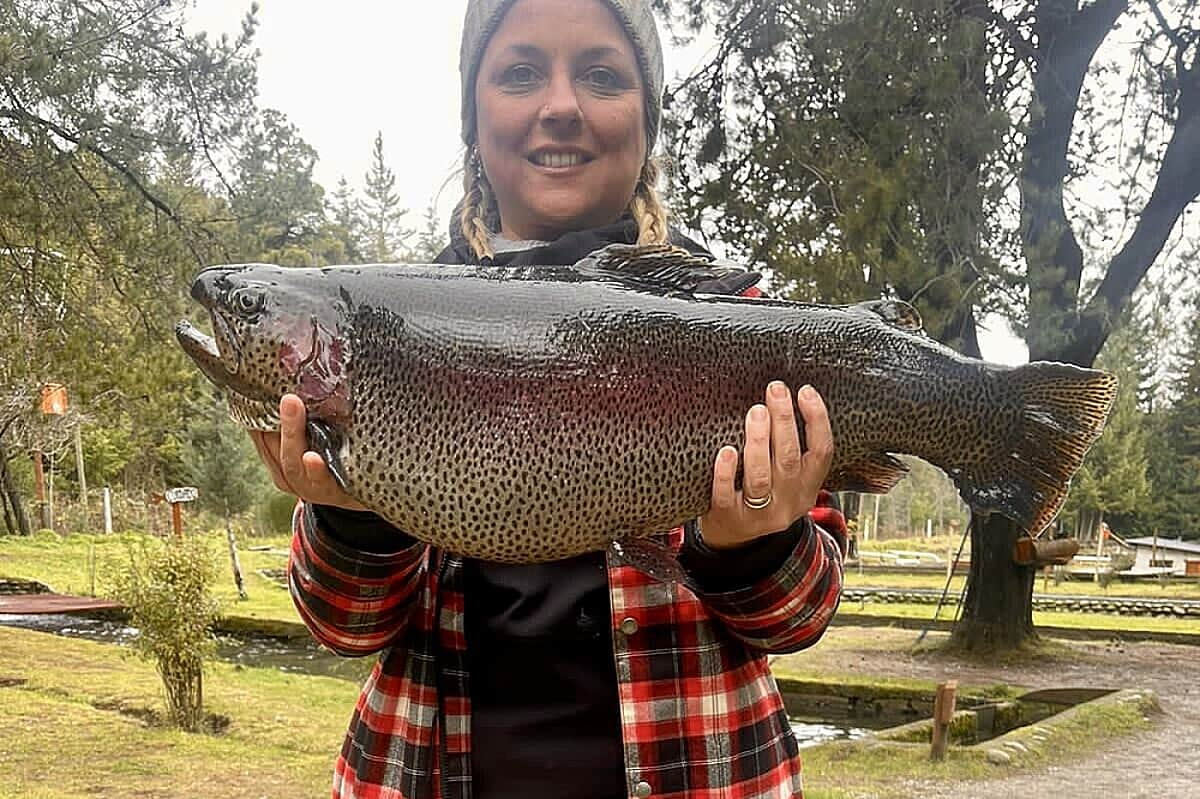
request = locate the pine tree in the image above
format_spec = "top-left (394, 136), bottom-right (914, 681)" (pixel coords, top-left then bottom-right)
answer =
top-left (1063, 316), bottom-right (1151, 539)
top-left (361, 132), bottom-right (411, 262)
top-left (404, 202), bottom-right (449, 263)
top-left (331, 177), bottom-right (365, 263)
top-left (1157, 301), bottom-right (1200, 539)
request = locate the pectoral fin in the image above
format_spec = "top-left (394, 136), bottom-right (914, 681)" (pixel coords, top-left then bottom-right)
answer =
top-left (306, 420), bottom-right (349, 492)
top-left (829, 453), bottom-right (909, 494)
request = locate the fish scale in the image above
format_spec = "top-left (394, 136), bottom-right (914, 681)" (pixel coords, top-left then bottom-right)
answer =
top-left (176, 244), bottom-right (1117, 564)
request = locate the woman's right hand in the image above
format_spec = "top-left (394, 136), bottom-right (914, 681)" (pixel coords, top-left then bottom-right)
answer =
top-left (249, 394), bottom-right (368, 511)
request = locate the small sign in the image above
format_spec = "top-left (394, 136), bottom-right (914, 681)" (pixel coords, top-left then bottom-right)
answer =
top-left (40, 384), bottom-right (68, 415)
top-left (165, 487), bottom-right (198, 504)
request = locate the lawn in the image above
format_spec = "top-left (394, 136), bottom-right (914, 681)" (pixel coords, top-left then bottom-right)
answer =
top-left (0, 622), bottom-right (1157, 799)
top-left (1, 531), bottom-right (1179, 799)
top-left (836, 598), bottom-right (1200, 636)
top-left (0, 529), bottom-right (300, 625)
top-left (844, 568), bottom-right (1200, 600)
top-left (0, 625), bottom-right (357, 798)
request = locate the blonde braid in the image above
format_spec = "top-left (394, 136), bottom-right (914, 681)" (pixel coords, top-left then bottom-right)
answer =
top-left (629, 158), bottom-right (669, 245)
top-left (459, 147), bottom-right (496, 260)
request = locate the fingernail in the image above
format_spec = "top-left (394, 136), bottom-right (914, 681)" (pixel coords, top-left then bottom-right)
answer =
top-left (800, 385), bottom-right (817, 401)
top-left (751, 405), bottom-right (768, 421)
top-left (769, 381), bottom-right (788, 399)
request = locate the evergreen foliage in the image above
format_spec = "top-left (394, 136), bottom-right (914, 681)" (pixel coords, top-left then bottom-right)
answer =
top-left (361, 131), bottom-right (412, 262)
top-left (1152, 300), bottom-right (1200, 537)
top-left (180, 394), bottom-right (270, 518)
top-left (1062, 316), bottom-right (1151, 537)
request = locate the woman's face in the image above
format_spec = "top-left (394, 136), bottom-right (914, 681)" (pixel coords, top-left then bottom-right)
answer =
top-left (474, 0), bottom-right (648, 242)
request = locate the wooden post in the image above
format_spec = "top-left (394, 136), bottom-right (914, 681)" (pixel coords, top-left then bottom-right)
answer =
top-left (872, 494), bottom-right (880, 542)
top-left (164, 487), bottom-right (197, 540)
top-left (930, 680), bottom-right (958, 761)
top-left (102, 487), bottom-right (113, 534)
top-left (226, 515), bottom-right (248, 600)
top-left (74, 425), bottom-right (87, 507)
top-left (31, 450), bottom-right (52, 530)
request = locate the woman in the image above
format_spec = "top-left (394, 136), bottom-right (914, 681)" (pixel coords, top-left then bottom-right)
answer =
top-left (254, 1), bottom-right (846, 797)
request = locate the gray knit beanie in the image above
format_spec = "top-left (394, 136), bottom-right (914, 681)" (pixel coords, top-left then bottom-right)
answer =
top-left (460, 0), bottom-right (665, 151)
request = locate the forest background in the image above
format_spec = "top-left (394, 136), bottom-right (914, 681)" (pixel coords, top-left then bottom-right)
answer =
top-left (1, 0), bottom-right (1197, 553)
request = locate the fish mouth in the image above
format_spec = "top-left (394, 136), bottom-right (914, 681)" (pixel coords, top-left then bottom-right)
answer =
top-left (175, 319), bottom-right (279, 430)
top-left (175, 319), bottom-right (226, 380)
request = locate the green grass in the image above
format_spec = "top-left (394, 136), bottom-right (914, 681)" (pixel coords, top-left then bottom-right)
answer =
top-left (0, 616), bottom-right (1162, 798)
top-left (0, 529), bottom-right (301, 625)
top-left (835, 599), bottom-right (1200, 635)
top-left (844, 568), bottom-right (1200, 600)
top-left (0, 625), bottom-right (358, 798)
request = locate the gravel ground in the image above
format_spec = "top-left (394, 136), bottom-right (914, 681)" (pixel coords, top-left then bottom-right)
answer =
top-left (785, 628), bottom-right (1200, 798)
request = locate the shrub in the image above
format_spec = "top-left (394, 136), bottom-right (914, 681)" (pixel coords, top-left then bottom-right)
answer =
top-left (110, 535), bottom-right (221, 731)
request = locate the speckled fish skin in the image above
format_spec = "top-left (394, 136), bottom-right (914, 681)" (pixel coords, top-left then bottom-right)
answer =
top-left (175, 245), bottom-right (1117, 563)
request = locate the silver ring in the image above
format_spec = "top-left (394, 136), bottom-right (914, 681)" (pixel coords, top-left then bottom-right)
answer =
top-left (743, 491), bottom-right (773, 510)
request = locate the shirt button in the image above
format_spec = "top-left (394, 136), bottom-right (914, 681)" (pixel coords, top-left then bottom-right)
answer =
top-left (619, 617), bottom-right (639, 635)
top-left (633, 781), bottom-right (652, 798)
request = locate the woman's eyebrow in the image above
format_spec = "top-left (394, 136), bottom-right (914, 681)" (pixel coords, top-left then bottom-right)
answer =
top-left (577, 45), bottom-right (626, 62)
top-left (497, 43), bottom-right (545, 61)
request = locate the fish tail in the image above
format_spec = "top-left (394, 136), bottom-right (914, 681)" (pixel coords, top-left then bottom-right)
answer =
top-left (954, 362), bottom-right (1118, 535)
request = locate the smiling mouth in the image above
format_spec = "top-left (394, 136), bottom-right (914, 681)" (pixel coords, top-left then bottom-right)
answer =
top-left (529, 152), bottom-right (592, 168)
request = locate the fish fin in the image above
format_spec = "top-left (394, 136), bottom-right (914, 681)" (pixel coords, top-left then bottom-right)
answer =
top-left (574, 243), bottom-right (749, 294)
top-left (854, 299), bottom-right (924, 332)
top-left (949, 362), bottom-right (1118, 535)
top-left (306, 420), bottom-right (350, 492)
top-left (829, 453), bottom-right (909, 493)
top-left (608, 538), bottom-right (694, 588)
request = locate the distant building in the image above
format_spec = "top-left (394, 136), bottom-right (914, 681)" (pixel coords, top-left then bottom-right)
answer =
top-left (1121, 537), bottom-right (1200, 577)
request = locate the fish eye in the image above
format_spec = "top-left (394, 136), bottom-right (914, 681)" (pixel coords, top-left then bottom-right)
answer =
top-left (230, 288), bottom-right (265, 317)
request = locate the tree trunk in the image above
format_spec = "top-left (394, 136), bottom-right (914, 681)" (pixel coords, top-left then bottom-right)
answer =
top-left (0, 440), bottom-right (32, 536)
top-left (952, 513), bottom-right (1036, 651)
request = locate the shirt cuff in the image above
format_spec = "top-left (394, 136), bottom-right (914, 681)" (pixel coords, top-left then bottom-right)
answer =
top-left (679, 517), bottom-right (807, 593)
top-left (310, 503), bottom-right (418, 555)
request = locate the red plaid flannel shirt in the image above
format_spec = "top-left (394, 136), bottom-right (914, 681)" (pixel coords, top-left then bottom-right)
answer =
top-left (289, 496), bottom-right (845, 799)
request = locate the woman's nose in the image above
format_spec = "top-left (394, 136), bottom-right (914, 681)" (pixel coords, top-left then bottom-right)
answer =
top-left (538, 72), bottom-right (582, 130)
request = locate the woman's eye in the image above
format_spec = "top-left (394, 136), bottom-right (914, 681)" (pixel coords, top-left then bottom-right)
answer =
top-left (502, 64), bottom-right (541, 87)
top-left (582, 67), bottom-right (621, 91)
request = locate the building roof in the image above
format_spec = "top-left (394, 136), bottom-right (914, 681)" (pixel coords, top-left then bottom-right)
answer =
top-left (1125, 537), bottom-right (1200, 555)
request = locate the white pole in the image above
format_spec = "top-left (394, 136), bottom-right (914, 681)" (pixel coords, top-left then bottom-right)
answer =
top-left (926, 518), bottom-right (933, 538)
top-left (102, 487), bottom-right (113, 534)
top-left (872, 494), bottom-right (881, 542)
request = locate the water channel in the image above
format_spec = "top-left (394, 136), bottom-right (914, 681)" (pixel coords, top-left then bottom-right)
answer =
top-left (1, 613), bottom-right (874, 746)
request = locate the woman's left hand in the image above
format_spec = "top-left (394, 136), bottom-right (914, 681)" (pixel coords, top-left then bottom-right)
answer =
top-left (698, 381), bottom-right (835, 550)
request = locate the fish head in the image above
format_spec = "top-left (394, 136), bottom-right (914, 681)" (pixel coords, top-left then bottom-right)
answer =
top-left (175, 264), bottom-right (353, 431)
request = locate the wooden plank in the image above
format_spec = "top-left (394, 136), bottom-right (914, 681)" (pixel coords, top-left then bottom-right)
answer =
top-left (0, 593), bottom-right (123, 614)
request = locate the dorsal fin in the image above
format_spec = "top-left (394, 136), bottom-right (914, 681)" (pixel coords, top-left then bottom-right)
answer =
top-left (573, 243), bottom-right (750, 294)
top-left (855, 299), bottom-right (924, 332)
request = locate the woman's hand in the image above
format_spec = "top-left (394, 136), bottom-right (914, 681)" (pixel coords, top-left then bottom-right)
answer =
top-left (248, 394), bottom-right (368, 511)
top-left (698, 382), bottom-right (834, 550)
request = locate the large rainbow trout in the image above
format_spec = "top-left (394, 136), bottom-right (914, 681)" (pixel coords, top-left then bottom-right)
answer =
top-left (176, 244), bottom-right (1116, 563)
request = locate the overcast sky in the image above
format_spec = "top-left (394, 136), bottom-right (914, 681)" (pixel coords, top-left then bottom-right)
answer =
top-left (183, 0), bottom-right (1028, 364)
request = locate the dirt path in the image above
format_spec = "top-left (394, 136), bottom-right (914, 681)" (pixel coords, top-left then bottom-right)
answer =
top-left (788, 628), bottom-right (1200, 798)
